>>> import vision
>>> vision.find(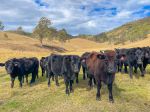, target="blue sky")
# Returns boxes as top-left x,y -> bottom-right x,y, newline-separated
0,0 -> 150,35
